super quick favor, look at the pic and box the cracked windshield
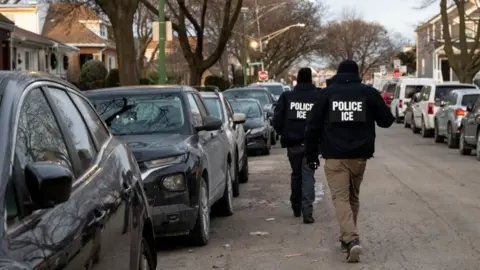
[90,94,185,135]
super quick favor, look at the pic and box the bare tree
[420,0,480,83]
[319,10,398,78]
[140,0,243,85]
[135,3,157,76]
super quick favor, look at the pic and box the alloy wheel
[200,184,210,239]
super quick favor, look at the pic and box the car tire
[232,152,240,197]
[395,109,402,123]
[434,121,444,143]
[459,128,472,155]
[189,178,210,246]
[271,131,277,146]
[447,123,459,148]
[215,163,234,216]
[138,237,155,270]
[239,146,249,184]
[421,117,432,138]
[404,114,410,128]
[476,130,480,161]
[412,115,420,133]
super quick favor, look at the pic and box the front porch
[433,45,461,82]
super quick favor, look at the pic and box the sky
[323,0,441,42]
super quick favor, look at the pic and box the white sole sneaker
[346,245,362,263]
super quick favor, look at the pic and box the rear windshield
[461,94,480,106]
[435,85,477,99]
[384,83,396,93]
[404,85,424,98]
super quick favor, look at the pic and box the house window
[421,58,425,75]
[24,51,30,70]
[466,22,476,39]
[100,24,106,37]
[108,56,115,70]
[427,27,430,41]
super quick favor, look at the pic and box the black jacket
[273,83,319,148]
[304,73,394,160]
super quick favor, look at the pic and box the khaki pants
[324,159,367,243]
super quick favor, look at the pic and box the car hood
[243,117,265,130]
[117,133,191,162]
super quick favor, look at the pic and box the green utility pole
[158,0,166,84]
[242,11,247,86]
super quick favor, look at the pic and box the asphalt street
[156,124,480,269]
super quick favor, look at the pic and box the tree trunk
[111,16,139,86]
[456,70,475,84]
[189,66,205,85]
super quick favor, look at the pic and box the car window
[70,93,110,146]
[435,85,476,100]
[421,86,431,101]
[404,85,424,98]
[5,179,20,224]
[462,94,480,106]
[186,93,203,127]
[193,94,209,117]
[48,87,97,172]
[230,101,262,118]
[15,88,73,170]
[262,85,284,96]
[385,83,396,93]
[203,98,224,121]
[224,90,270,106]
[394,85,401,98]
[90,93,187,135]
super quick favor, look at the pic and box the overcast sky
[324,0,441,41]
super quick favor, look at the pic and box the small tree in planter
[79,60,108,90]
[105,68,120,87]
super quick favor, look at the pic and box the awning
[12,26,79,52]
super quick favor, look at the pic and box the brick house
[42,2,117,82]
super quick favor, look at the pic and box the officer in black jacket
[304,60,394,263]
[273,68,318,224]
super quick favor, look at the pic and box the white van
[390,78,436,123]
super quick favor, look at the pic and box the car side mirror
[266,110,273,117]
[196,116,223,131]
[233,113,246,124]
[25,162,73,209]
[467,104,474,112]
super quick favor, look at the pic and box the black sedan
[0,72,156,269]
[229,98,272,155]
[85,86,234,246]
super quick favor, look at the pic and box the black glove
[307,157,320,170]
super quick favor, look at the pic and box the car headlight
[250,127,266,135]
[144,154,187,169]
[162,174,185,191]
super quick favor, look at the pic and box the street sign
[393,59,401,69]
[393,69,401,79]
[259,71,268,81]
[400,65,407,73]
[249,62,262,66]
[380,65,386,74]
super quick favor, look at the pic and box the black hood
[243,117,266,130]
[294,83,317,91]
[331,73,362,84]
[117,133,191,162]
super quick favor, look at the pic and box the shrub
[105,68,120,87]
[79,60,107,90]
[204,75,229,91]
[139,78,152,85]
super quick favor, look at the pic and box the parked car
[373,78,392,92]
[249,82,285,101]
[0,72,157,269]
[224,87,277,145]
[412,83,478,138]
[85,85,234,246]
[390,78,435,123]
[404,92,419,131]
[380,80,397,108]
[459,94,480,159]
[200,90,249,192]
[434,89,480,147]
[229,98,272,155]
[283,85,292,91]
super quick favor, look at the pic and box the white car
[200,91,250,195]
[411,82,478,137]
[390,78,436,123]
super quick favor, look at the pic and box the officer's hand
[308,157,320,170]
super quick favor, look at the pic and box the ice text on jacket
[329,99,366,122]
[287,102,314,119]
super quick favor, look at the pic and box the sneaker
[346,239,362,263]
[303,215,314,224]
[340,241,348,253]
[292,205,301,217]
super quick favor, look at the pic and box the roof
[0,71,78,96]
[451,89,480,94]
[436,82,476,86]
[228,98,259,103]
[13,26,78,51]
[83,85,194,97]
[42,2,115,48]
[199,92,219,97]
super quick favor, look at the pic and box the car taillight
[427,103,434,114]
[399,100,403,108]
[456,108,465,116]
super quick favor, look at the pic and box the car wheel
[232,152,240,197]
[189,178,210,246]
[395,109,402,123]
[138,237,155,270]
[239,146,249,183]
[271,130,277,145]
[476,130,480,161]
[447,123,459,148]
[421,117,432,138]
[404,114,410,128]
[215,163,234,216]
[434,121,444,143]
[412,115,420,133]
[459,128,472,155]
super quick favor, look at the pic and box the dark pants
[287,144,315,216]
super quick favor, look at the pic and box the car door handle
[122,183,133,199]
[88,209,107,227]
